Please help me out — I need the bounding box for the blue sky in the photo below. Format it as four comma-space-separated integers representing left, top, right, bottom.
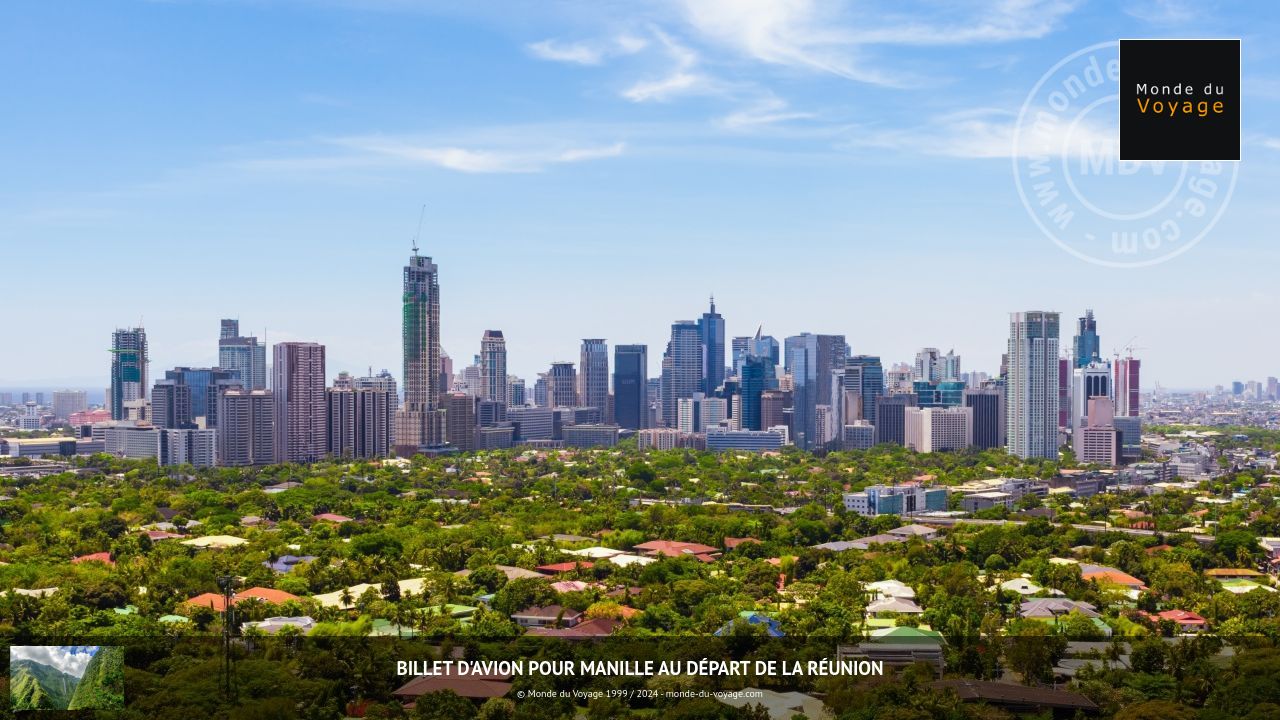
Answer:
2, 0, 1278, 391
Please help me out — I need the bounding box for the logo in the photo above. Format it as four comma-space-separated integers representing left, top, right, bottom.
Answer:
1012, 41, 1237, 268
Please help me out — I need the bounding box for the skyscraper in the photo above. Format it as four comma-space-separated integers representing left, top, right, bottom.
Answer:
443, 391, 477, 452
1007, 311, 1060, 460
698, 297, 725, 395
110, 327, 148, 421
1073, 309, 1101, 368
51, 390, 87, 422
874, 394, 916, 446
547, 361, 578, 408
216, 387, 274, 466
579, 339, 609, 412
738, 355, 771, 431
273, 342, 327, 463
613, 344, 648, 430
914, 348, 941, 383
784, 333, 846, 450
847, 355, 884, 426
395, 250, 444, 454
165, 367, 238, 421
963, 386, 1005, 450
479, 330, 508, 408
1114, 357, 1141, 417
661, 321, 702, 428
1070, 361, 1111, 436
218, 319, 267, 391
151, 380, 194, 430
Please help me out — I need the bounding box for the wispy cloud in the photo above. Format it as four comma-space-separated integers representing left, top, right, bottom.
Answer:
843, 107, 1115, 159
527, 35, 648, 65
330, 136, 626, 173
621, 27, 712, 102
1123, 0, 1202, 25
719, 95, 814, 129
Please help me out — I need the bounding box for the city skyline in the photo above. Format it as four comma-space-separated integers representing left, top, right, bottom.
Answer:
4, 2, 1280, 389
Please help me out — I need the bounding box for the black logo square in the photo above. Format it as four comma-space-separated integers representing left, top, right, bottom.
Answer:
1120, 39, 1240, 161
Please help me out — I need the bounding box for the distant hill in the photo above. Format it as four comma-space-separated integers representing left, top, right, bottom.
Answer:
66, 646, 125, 710
10, 658, 79, 710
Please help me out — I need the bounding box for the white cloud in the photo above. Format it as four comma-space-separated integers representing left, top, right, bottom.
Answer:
621, 27, 712, 102
332, 136, 626, 173
11, 646, 98, 679
527, 35, 648, 65
719, 95, 814, 129
843, 107, 1115, 159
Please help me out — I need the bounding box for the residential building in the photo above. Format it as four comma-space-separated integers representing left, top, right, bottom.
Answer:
905, 407, 973, 452
51, 390, 87, 422
479, 330, 508, 408
272, 342, 326, 463
842, 421, 875, 450
217, 388, 274, 466
578, 339, 609, 415
218, 320, 267, 391
151, 379, 194, 430
395, 249, 444, 455
1115, 356, 1141, 417
443, 391, 476, 452
1007, 311, 1060, 459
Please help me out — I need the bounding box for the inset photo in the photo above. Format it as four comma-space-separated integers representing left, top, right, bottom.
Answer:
10, 646, 124, 711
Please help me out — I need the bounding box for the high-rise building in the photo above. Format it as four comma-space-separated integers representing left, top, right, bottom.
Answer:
110, 327, 148, 421
875, 394, 917, 446
1007, 311, 1060, 460
661, 321, 702, 428
847, 356, 883, 426
51, 390, 87, 422
395, 250, 444, 454
731, 336, 751, 378
759, 390, 788, 432
940, 350, 961, 381
479, 331, 508, 407
738, 355, 771, 431
326, 383, 356, 457
914, 348, 941, 383
613, 344, 648, 430
579, 339, 609, 413
328, 370, 394, 459
905, 406, 973, 452
1074, 396, 1118, 466
158, 428, 217, 467
443, 391, 477, 452
1114, 357, 1141, 417
963, 386, 1005, 450
216, 388, 274, 466
273, 342, 326, 463
1070, 361, 1112, 436
165, 367, 238, 421
698, 297, 725, 395
1072, 309, 1101, 368
508, 376, 526, 407
547, 361, 578, 408
151, 379, 194, 430
218, 320, 267, 391
784, 333, 846, 450
1057, 357, 1071, 428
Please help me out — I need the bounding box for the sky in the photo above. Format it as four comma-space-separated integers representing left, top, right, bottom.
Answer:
10, 646, 99, 678
2, 0, 1279, 392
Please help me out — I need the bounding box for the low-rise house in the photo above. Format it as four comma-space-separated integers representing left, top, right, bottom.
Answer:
866, 597, 924, 616
72, 552, 114, 566
1206, 568, 1265, 581
714, 611, 784, 638
866, 579, 915, 599
535, 561, 594, 575
511, 605, 582, 629
243, 616, 315, 634
1142, 609, 1207, 632
887, 524, 939, 541
264, 554, 317, 574
524, 617, 621, 638
393, 667, 512, 706
839, 626, 946, 674
931, 679, 1098, 716
633, 540, 719, 560
714, 687, 828, 720
1020, 599, 1099, 619
180, 535, 248, 549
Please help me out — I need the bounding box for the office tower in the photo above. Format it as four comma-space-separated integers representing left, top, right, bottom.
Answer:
507, 406, 554, 441
151, 380, 194, 430
1007, 311, 1061, 460
661, 321, 702, 428
842, 422, 875, 450
677, 393, 703, 433
613, 344, 648, 430
165, 367, 238, 422
751, 329, 780, 367
1231, 381, 1244, 396
1114, 415, 1141, 462
964, 387, 1005, 450
914, 348, 941, 383
508, 376, 526, 407
326, 382, 356, 457
534, 375, 548, 407
784, 333, 846, 450
0, 393, 11, 406
1114, 357, 1141, 417
1072, 309, 1101, 368
1269, 377, 1280, 402
698, 297, 725, 395
110, 327, 148, 420
731, 336, 751, 377
739, 355, 771, 430
443, 391, 477, 452
440, 352, 454, 394
218, 320, 267, 390
395, 250, 444, 454
35, 392, 44, 406
216, 388, 274, 466
547, 361, 578, 408
51, 390, 87, 422
273, 342, 326, 463
579, 339, 609, 412
479, 330, 508, 407
1074, 396, 1118, 466
1070, 361, 1112, 435
885, 365, 913, 394
847, 356, 883, 426
875, 394, 916, 446
905, 406, 973, 453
